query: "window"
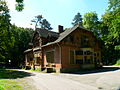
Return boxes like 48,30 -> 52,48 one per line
46,51 -> 54,63
30,58 -> 33,61
70,50 -> 75,64
76,59 -> 83,64
86,51 -> 91,55
84,56 -> 91,64
94,53 -> 97,56
90,56 -> 93,61
66,35 -> 75,43
75,50 -> 84,64
81,36 -> 90,47
84,51 -> 92,55
75,50 -> 83,55
97,52 -> 100,56
70,50 -> 94,64
94,57 -> 97,64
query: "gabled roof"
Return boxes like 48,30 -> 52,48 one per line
42,25 -> 91,47
24,49 -> 32,53
55,25 -> 82,43
36,28 -> 59,38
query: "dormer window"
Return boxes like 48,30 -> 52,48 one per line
81,35 -> 90,47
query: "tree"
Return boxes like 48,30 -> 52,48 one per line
15,0 -> 24,11
72,12 -> 82,26
31,15 -> 52,30
0,1 -> 11,27
108,0 -> 120,10
99,0 -> 120,64
31,15 -> 43,29
83,12 -> 100,36
0,1 -> 11,64
115,45 -> 120,50
41,19 -> 52,30
0,1 -> 34,67
9,25 -> 34,67
101,8 -> 120,44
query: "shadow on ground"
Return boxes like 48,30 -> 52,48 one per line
0,69 -> 34,79
63,66 -> 120,75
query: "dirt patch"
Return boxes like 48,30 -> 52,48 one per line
16,76 -> 37,90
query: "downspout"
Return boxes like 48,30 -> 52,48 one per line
25,54 -> 27,66
57,43 -> 62,71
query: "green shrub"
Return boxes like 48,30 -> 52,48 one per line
30,68 -> 42,72
116,59 -> 120,65
115,59 -> 120,66
46,68 -> 56,73
0,86 -> 5,90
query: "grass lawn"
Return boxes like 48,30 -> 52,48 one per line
0,69 -> 34,90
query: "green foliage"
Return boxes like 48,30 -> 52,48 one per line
16,0 -> 23,3
116,59 -> 120,65
0,1 -> 34,67
0,1 -> 11,63
115,45 -> 120,50
83,12 -> 100,36
41,19 -> 52,30
15,3 -> 24,11
0,86 -> 4,90
72,12 -> 82,26
8,25 -> 34,67
30,68 -> 42,72
100,0 -> 120,64
64,28 -> 71,30
15,0 -> 24,11
101,9 -> 120,43
108,0 -> 120,10
114,59 -> 120,66
31,15 -> 52,30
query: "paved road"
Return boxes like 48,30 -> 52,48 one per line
19,67 -> 120,90
52,67 -> 120,90
19,70 -> 97,90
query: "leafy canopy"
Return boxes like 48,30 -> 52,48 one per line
31,15 -> 52,30
83,12 -> 100,36
72,12 -> 82,26
108,0 -> 120,10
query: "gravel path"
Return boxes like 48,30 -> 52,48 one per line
19,67 -> 120,90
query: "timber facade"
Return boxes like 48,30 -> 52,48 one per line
24,25 -> 102,72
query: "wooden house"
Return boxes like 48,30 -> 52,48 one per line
24,25 -> 102,72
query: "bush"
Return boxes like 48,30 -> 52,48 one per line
30,68 -> 42,72
115,59 -> 120,66
116,59 -> 120,65
46,68 -> 56,73
0,86 -> 5,90
25,66 -> 31,70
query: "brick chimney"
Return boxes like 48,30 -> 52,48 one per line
58,25 -> 64,33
